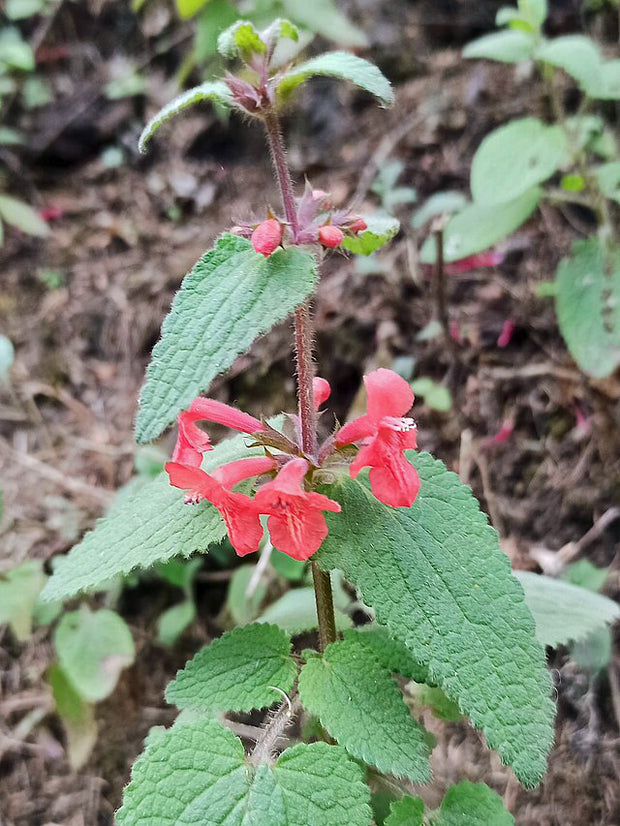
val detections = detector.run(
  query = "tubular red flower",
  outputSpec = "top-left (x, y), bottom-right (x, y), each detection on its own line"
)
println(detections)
top-left (166, 456), bottom-right (275, 557)
top-left (254, 458), bottom-right (341, 561)
top-left (318, 225), bottom-right (344, 249)
top-left (172, 411), bottom-right (213, 467)
top-left (251, 219), bottom-right (283, 256)
top-left (187, 397), bottom-right (263, 434)
top-left (313, 377), bottom-right (331, 409)
top-left (335, 368), bottom-right (420, 508)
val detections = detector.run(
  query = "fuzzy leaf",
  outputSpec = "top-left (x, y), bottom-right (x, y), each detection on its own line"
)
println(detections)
top-left (555, 238), bottom-right (620, 378)
top-left (411, 191), bottom-right (467, 229)
top-left (299, 631), bottom-right (431, 782)
top-left (536, 35), bottom-right (603, 94)
top-left (0, 559), bottom-right (45, 641)
top-left (217, 20), bottom-right (266, 59)
top-left (138, 81), bottom-right (233, 152)
top-left (277, 51), bottom-right (393, 106)
top-left (0, 195), bottom-right (50, 237)
top-left (156, 600), bottom-right (196, 647)
top-left (166, 624), bottom-right (297, 713)
top-left (436, 781), bottom-right (514, 825)
top-left (316, 454), bottom-right (555, 788)
top-left (117, 719), bottom-right (372, 825)
top-left (354, 626), bottom-right (429, 683)
top-left (54, 606), bottom-right (135, 702)
top-left (420, 187), bottom-right (540, 263)
top-left (471, 118), bottom-right (567, 205)
top-left (136, 235), bottom-right (317, 443)
top-left (257, 586), bottom-right (352, 635)
top-left (227, 564), bottom-right (268, 625)
top-left (41, 433), bottom-right (257, 602)
top-left (341, 215), bottom-right (400, 256)
top-left (515, 570), bottom-right (620, 647)
top-left (464, 29), bottom-right (535, 63)
top-left (48, 664), bottom-right (98, 770)
top-left (385, 796), bottom-right (425, 826)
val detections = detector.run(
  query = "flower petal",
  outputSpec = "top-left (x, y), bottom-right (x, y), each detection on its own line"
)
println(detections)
top-left (335, 414), bottom-right (374, 447)
top-left (219, 493), bottom-right (264, 557)
top-left (213, 456), bottom-right (276, 489)
top-left (364, 368), bottom-right (414, 422)
top-left (266, 509), bottom-right (330, 561)
top-left (188, 397), bottom-right (263, 434)
top-left (165, 462), bottom-right (220, 500)
top-left (172, 412), bottom-right (212, 466)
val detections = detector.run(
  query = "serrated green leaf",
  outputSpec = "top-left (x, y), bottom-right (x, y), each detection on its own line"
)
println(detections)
top-left (41, 433), bottom-right (258, 603)
top-left (341, 215), bottom-right (400, 256)
top-left (277, 51), bottom-right (393, 107)
top-left (536, 35), bottom-right (603, 94)
top-left (471, 118), bottom-right (567, 206)
top-left (0, 560), bottom-right (45, 641)
top-left (166, 623), bottom-right (297, 713)
top-left (0, 27), bottom-right (35, 70)
top-left (54, 606), bottom-right (135, 702)
top-left (257, 586), bottom-right (353, 635)
top-left (555, 238), bottom-right (620, 378)
top-left (515, 570), bottom-right (620, 647)
top-left (282, 0), bottom-right (368, 47)
top-left (117, 719), bottom-right (372, 825)
top-left (299, 631), bottom-right (431, 782)
top-left (464, 29), bottom-right (535, 63)
top-left (355, 626), bottom-right (429, 683)
top-left (420, 188), bottom-right (540, 263)
top-left (138, 81), bottom-right (233, 153)
top-left (48, 664), bottom-right (98, 770)
top-left (156, 600), bottom-right (196, 646)
top-left (436, 781), bottom-right (514, 825)
top-left (411, 191), bottom-right (467, 229)
top-left (385, 796), bottom-right (425, 826)
top-left (136, 235), bottom-right (317, 443)
top-left (217, 20), bottom-right (266, 59)
top-left (316, 455), bottom-right (555, 787)
top-left (0, 195), bottom-right (50, 238)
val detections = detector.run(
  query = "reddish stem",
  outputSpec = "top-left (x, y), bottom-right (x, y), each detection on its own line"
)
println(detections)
top-left (262, 107), bottom-right (335, 651)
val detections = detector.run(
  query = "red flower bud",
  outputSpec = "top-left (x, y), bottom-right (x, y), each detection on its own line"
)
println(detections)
top-left (347, 218), bottom-right (367, 234)
top-left (251, 219), bottom-right (282, 256)
top-left (318, 225), bottom-right (344, 248)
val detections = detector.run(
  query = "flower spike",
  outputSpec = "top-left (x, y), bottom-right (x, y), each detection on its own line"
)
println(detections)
top-left (336, 368), bottom-right (420, 508)
top-left (254, 458), bottom-right (341, 561)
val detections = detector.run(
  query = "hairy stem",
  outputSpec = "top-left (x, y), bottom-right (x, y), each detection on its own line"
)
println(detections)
top-left (250, 691), bottom-right (302, 765)
top-left (262, 107), bottom-right (336, 650)
top-left (312, 562), bottom-right (337, 652)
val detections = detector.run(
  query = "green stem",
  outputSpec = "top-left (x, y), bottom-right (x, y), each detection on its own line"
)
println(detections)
top-left (311, 562), bottom-right (337, 652)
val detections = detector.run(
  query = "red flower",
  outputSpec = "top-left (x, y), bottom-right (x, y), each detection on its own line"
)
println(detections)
top-left (318, 225), bottom-right (344, 248)
top-left (313, 376), bottom-right (331, 409)
top-left (166, 456), bottom-right (275, 556)
top-left (335, 368), bottom-right (420, 508)
top-left (171, 398), bottom-right (263, 468)
top-left (254, 458), bottom-right (341, 561)
top-left (251, 219), bottom-right (283, 256)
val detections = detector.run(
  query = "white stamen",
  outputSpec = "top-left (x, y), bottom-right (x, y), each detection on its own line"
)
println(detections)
top-left (382, 416), bottom-right (417, 433)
